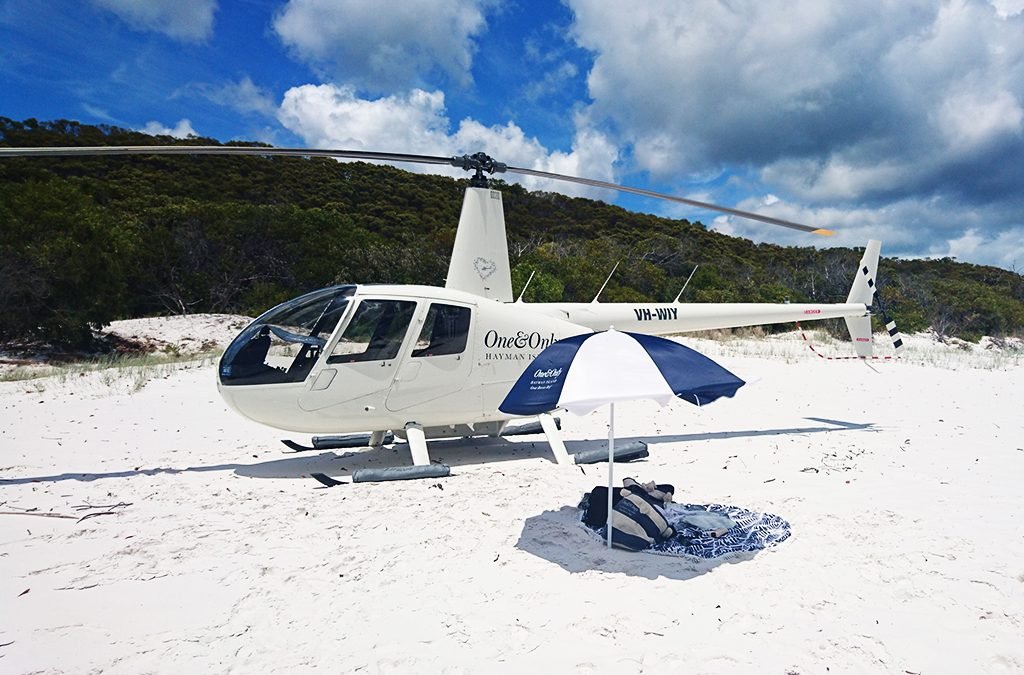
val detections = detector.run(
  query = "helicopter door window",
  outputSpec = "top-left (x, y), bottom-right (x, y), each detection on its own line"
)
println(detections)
top-left (328, 299), bottom-right (416, 363)
top-left (411, 303), bottom-right (471, 357)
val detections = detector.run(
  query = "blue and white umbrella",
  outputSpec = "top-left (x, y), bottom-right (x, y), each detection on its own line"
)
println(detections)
top-left (500, 328), bottom-right (745, 547)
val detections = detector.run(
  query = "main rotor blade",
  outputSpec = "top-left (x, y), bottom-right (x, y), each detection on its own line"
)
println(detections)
top-left (0, 144), bottom-right (459, 167)
top-left (505, 165), bottom-right (833, 236)
top-left (0, 144), bottom-right (831, 235)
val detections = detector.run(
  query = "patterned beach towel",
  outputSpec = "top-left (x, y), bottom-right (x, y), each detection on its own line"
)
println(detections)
top-left (580, 496), bottom-right (791, 559)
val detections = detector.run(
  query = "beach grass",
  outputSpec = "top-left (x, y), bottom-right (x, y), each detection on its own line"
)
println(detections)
top-left (0, 350), bottom-right (224, 391)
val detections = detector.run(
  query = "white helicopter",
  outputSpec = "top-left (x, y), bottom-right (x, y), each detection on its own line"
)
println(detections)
top-left (1, 145), bottom-right (900, 474)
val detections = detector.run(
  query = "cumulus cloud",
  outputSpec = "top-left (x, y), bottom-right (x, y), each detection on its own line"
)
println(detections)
top-left (278, 85), bottom-right (451, 151)
top-left (928, 226), bottom-right (1024, 270)
top-left (186, 76), bottom-right (279, 118)
top-left (708, 189), bottom-right (1024, 272)
top-left (140, 119), bottom-right (198, 139)
top-left (91, 0), bottom-right (217, 42)
top-left (568, 0), bottom-right (1024, 188)
top-left (276, 84), bottom-right (617, 196)
top-left (936, 89), bottom-right (1023, 154)
top-left (563, 0), bottom-right (1024, 269)
top-left (273, 0), bottom-right (490, 90)
top-left (989, 0), bottom-right (1024, 18)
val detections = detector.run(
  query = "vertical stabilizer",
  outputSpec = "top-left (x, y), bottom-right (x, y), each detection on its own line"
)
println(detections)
top-left (844, 240), bottom-right (882, 358)
top-left (445, 187), bottom-right (513, 302)
top-left (847, 239), bottom-right (881, 304)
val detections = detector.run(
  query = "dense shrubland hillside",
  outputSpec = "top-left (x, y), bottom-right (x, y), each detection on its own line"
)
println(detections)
top-left (2, 117), bottom-right (1022, 347)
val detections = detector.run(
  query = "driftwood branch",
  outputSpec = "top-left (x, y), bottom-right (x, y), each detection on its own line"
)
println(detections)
top-left (71, 502), bottom-right (133, 512)
top-left (0, 511), bottom-right (77, 520)
top-left (0, 501), bottom-right (132, 523)
top-left (76, 511), bottom-right (121, 523)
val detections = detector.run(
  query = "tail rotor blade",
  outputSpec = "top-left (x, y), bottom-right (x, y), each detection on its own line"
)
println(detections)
top-left (873, 290), bottom-right (905, 356)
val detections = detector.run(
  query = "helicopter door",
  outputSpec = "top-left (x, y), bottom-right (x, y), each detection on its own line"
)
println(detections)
top-left (385, 302), bottom-right (474, 412)
top-left (298, 298), bottom-right (416, 412)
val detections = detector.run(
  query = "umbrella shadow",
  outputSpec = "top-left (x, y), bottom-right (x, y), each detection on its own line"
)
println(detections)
top-left (516, 506), bottom-right (762, 582)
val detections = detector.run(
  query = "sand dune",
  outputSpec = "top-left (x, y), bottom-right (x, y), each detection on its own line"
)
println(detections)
top-left (2, 319), bottom-right (1022, 673)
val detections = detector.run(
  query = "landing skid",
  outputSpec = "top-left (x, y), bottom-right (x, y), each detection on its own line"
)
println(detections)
top-left (281, 431), bottom-right (395, 453)
top-left (503, 417), bottom-right (560, 436)
top-left (294, 416), bottom-right (573, 487)
top-left (302, 414), bottom-right (615, 487)
top-left (309, 464), bottom-right (449, 487)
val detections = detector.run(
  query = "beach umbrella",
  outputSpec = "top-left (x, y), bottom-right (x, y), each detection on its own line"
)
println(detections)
top-left (499, 328), bottom-right (745, 547)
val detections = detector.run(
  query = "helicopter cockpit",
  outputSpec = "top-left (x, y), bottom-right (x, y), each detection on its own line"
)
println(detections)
top-left (219, 284), bottom-right (356, 386)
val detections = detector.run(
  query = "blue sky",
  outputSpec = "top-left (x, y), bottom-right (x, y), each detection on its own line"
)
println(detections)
top-left (3, 0), bottom-right (1024, 271)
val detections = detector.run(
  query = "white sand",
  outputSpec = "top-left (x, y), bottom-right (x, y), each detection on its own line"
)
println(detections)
top-left (2, 320), bottom-right (1023, 673)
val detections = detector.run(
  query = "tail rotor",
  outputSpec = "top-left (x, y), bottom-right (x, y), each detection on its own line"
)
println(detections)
top-left (872, 288), bottom-right (905, 357)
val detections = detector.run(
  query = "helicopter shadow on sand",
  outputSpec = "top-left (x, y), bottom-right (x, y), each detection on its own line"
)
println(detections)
top-left (235, 415), bottom-right (875, 480)
top-left (0, 417), bottom-right (874, 485)
top-left (515, 505), bottom-right (761, 581)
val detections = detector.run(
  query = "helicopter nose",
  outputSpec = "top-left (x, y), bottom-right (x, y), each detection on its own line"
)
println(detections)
top-left (217, 379), bottom-right (309, 432)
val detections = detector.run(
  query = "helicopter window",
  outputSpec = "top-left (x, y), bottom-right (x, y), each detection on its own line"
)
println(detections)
top-left (219, 284), bottom-right (354, 386)
top-left (411, 303), bottom-right (471, 357)
top-left (328, 299), bottom-right (416, 363)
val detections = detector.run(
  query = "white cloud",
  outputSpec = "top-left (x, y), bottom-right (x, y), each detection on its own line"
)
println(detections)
top-left (273, 0), bottom-right (489, 90)
top-left (140, 119), bottom-right (198, 139)
top-left (761, 155), bottom-right (915, 202)
top-left (276, 83), bottom-right (617, 197)
top-left (566, 0), bottom-right (1024, 187)
top-left (568, 0), bottom-right (885, 172)
top-left (278, 85), bottom-right (451, 152)
top-left (91, 0), bottom-right (217, 42)
top-left (707, 191), bottom-right (1024, 272)
top-left (190, 77), bottom-right (278, 118)
top-left (929, 226), bottom-right (1024, 270)
top-left (521, 61), bottom-right (579, 102)
top-left (989, 0), bottom-right (1024, 18)
top-left (563, 0), bottom-right (1024, 269)
top-left (937, 89), bottom-right (1023, 154)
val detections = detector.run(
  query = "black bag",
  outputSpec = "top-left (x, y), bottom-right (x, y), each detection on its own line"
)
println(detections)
top-left (581, 483), bottom-right (675, 528)
top-left (581, 486), bottom-right (624, 527)
top-left (609, 486), bottom-right (675, 551)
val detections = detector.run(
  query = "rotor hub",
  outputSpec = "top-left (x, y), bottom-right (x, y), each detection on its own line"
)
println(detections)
top-left (450, 152), bottom-right (507, 187)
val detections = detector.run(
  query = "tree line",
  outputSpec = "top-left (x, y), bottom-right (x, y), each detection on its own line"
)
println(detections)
top-left (2, 117), bottom-right (1023, 348)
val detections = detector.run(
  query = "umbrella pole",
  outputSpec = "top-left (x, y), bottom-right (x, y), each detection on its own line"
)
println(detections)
top-left (607, 401), bottom-right (615, 548)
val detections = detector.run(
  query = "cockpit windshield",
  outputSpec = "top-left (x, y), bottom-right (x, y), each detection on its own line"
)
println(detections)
top-left (219, 285), bottom-right (355, 386)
